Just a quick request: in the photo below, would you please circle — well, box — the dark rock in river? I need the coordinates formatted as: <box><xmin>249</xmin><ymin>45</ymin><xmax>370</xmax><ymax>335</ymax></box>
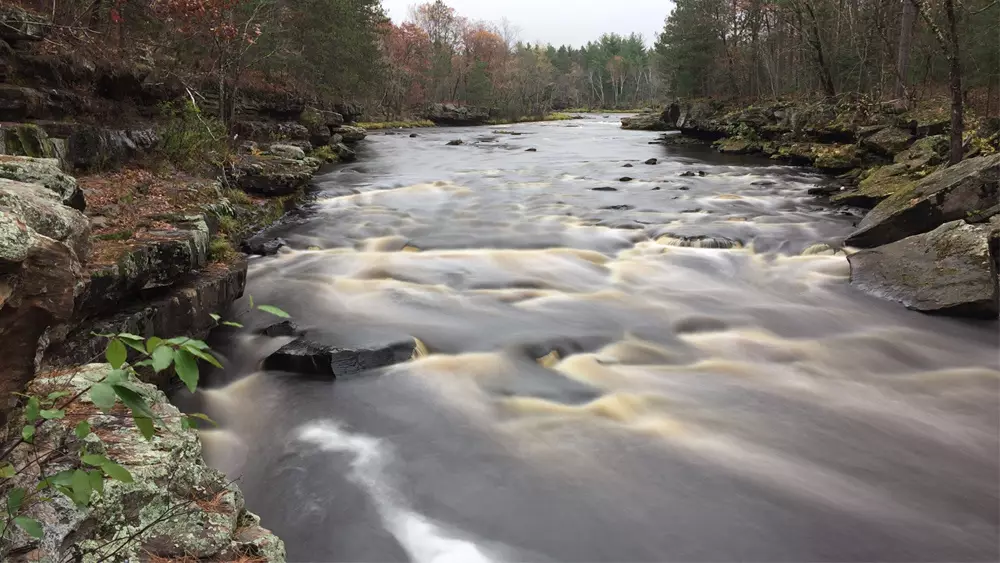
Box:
<box><xmin>526</xmin><ymin>148</ymin><xmax>537</xmax><ymax>152</ymax></box>
<box><xmin>242</xmin><ymin>235</ymin><xmax>286</xmax><ymax>256</ymax></box>
<box><xmin>679</xmin><ymin>171</ymin><xmax>696</xmax><ymax>177</ymax></box>
<box><xmin>845</xmin><ymin>154</ymin><xmax>1000</xmax><ymax>248</ymax></box>
<box><xmin>657</xmin><ymin>233</ymin><xmax>743</xmax><ymax>249</ymax></box>
<box><xmin>446</xmin><ymin>139</ymin><xmax>464</xmax><ymax>146</ymax></box>
<box><xmin>623</xmin><ymin>163</ymin><xmax>633</xmax><ymax>167</ymax></box>
<box><xmin>601</xmin><ymin>204</ymin><xmax>634</xmax><ymax>211</ymax></box>
<box><xmin>848</xmin><ymin>220</ymin><xmax>999</xmax><ymax>318</ymax></box>
<box><xmin>619</xmin><ymin>177</ymin><xmax>633</xmax><ymax>182</ymax></box>
<box><xmin>591</xmin><ymin>187</ymin><xmax>617</xmax><ymax>192</ymax></box>
<box><xmin>645</xmin><ymin>158</ymin><xmax>658</xmax><ymax>165</ymax></box>
<box><xmin>409</xmin><ymin>133</ymin><xmax>419</xmax><ymax>138</ymax></box>
<box><xmin>264</xmin><ymin>334</ymin><xmax>417</xmax><ymax>378</ymax></box>
<box><xmin>259</xmin><ymin>320</ymin><xmax>301</xmax><ymax>338</ymax></box>
<box><xmin>620</xmin><ymin>111</ymin><xmax>668</xmax><ymax>131</ymax></box>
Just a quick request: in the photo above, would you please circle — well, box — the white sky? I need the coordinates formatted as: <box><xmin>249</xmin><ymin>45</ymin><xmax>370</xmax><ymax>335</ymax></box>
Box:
<box><xmin>379</xmin><ymin>0</ymin><xmax>671</xmax><ymax>48</ymax></box>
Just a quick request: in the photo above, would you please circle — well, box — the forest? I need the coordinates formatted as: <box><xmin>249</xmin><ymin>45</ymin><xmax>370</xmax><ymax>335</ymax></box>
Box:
<box><xmin>7</xmin><ymin>0</ymin><xmax>999</xmax><ymax>120</ymax></box>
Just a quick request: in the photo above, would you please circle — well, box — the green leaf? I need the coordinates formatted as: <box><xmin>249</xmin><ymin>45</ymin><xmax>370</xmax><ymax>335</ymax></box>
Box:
<box><xmin>133</xmin><ymin>415</ymin><xmax>155</xmax><ymax>441</ymax></box>
<box><xmin>181</xmin><ymin>339</ymin><xmax>211</xmax><ymax>351</ymax></box>
<box><xmin>133</xmin><ymin>359</ymin><xmax>154</xmax><ymax>368</ymax></box>
<box><xmin>81</xmin><ymin>454</ymin><xmax>110</xmax><ymax>467</ymax></box>
<box><xmin>25</xmin><ymin>397</ymin><xmax>40</xmax><ymax>423</ymax></box>
<box><xmin>39</xmin><ymin>470</ymin><xmax>76</xmax><ymax>490</ymax></box>
<box><xmin>89</xmin><ymin>383</ymin><xmax>117</xmax><ymax>410</ymax></box>
<box><xmin>248</xmin><ymin>294</ymin><xmax>254</xmax><ymax>308</ymax></box>
<box><xmin>112</xmin><ymin>385</ymin><xmax>155</xmax><ymax>420</ymax></box>
<box><xmin>71</xmin><ymin>469</ymin><xmax>91</xmax><ymax>507</ymax></box>
<box><xmin>39</xmin><ymin>409</ymin><xmax>64</xmax><ymax>420</ymax></box>
<box><xmin>105</xmin><ymin>338</ymin><xmax>127</xmax><ymax>369</ymax></box>
<box><xmin>21</xmin><ymin>425</ymin><xmax>34</xmax><ymax>443</ymax></box>
<box><xmin>257</xmin><ymin>305</ymin><xmax>290</xmax><ymax>318</ymax></box>
<box><xmin>210</xmin><ymin>313</ymin><xmax>221</xmax><ymax>322</ymax></box>
<box><xmin>89</xmin><ymin>469</ymin><xmax>104</xmax><ymax>495</ymax></box>
<box><xmin>145</xmin><ymin>336</ymin><xmax>163</xmax><ymax>354</ymax></box>
<box><xmin>186</xmin><ymin>412</ymin><xmax>217</xmax><ymax>426</ymax></box>
<box><xmin>101</xmin><ymin>462</ymin><xmax>133</xmax><ymax>483</ymax></box>
<box><xmin>121</xmin><ymin>338</ymin><xmax>148</xmax><ymax>355</ymax></box>
<box><xmin>104</xmin><ymin>369</ymin><xmax>126</xmax><ymax>386</ymax></box>
<box><xmin>14</xmin><ymin>516</ymin><xmax>42</xmax><ymax>538</ymax></box>
<box><xmin>75</xmin><ymin>421</ymin><xmax>91</xmax><ymax>439</ymax></box>
<box><xmin>185</xmin><ymin>346</ymin><xmax>223</xmax><ymax>369</ymax></box>
<box><xmin>116</xmin><ymin>333</ymin><xmax>144</xmax><ymax>342</ymax></box>
<box><xmin>46</xmin><ymin>391</ymin><xmax>70</xmax><ymax>401</ymax></box>
<box><xmin>222</xmin><ymin>321</ymin><xmax>244</xmax><ymax>328</ymax></box>
<box><xmin>151</xmin><ymin>345</ymin><xmax>175</xmax><ymax>373</ymax></box>
<box><xmin>0</xmin><ymin>464</ymin><xmax>15</xmax><ymax>478</ymax></box>
<box><xmin>7</xmin><ymin>487</ymin><xmax>25</xmax><ymax>514</ymax></box>
<box><xmin>173</xmin><ymin>349</ymin><xmax>200</xmax><ymax>393</ymax></box>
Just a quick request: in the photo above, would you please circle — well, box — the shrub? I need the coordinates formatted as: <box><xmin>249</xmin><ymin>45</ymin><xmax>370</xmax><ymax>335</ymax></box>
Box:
<box><xmin>158</xmin><ymin>101</ymin><xmax>229</xmax><ymax>171</ymax></box>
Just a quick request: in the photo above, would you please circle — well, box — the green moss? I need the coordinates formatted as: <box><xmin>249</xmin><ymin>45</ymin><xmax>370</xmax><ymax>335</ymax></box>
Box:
<box><xmin>208</xmin><ymin>236</ymin><xmax>237</xmax><ymax>263</ymax></box>
<box><xmin>309</xmin><ymin>145</ymin><xmax>339</xmax><ymax>163</ymax></box>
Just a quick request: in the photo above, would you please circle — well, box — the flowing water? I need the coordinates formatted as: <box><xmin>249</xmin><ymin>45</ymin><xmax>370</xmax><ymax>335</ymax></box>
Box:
<box><xmin>179</xmin><ymin>116</ymin><xmax>999</xmax><ymax>562</ymax></box>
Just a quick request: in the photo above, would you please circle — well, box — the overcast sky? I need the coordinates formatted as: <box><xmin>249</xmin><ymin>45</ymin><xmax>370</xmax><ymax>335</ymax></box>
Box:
<box><xmin>380</xmin><ymin>0</ymin><xmax>671</xmax><ymax>48</ymax></box>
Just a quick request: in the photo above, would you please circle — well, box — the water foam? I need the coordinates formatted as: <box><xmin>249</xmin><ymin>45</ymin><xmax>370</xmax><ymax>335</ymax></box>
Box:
<box><xmin>295</xmin><ymin>420</ymin><xmax>500</xmax><ymax>563</ymax></box>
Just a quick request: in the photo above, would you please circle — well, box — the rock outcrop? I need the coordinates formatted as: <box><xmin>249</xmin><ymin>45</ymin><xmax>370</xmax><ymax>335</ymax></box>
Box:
<box><xmin>235</xmin><ymin>155</ymin><xmax>321</xmax><ymax>197</ymax></box>
<box><xmin>0</xmin><ymin>155</ymin><xmax>84</xmax><ymax>210</ymax></box>
<box><xmin>3</xmin><ymin>364</ymin><xmax>286</xmax><ymax>563</ymax></box>
<box><xmin>424</xmin><ymin>103</ymin><xmax>490</xmax><ymax>126</ymax></box>
<box><xmin>845</xmin><ymin>153</ymin><xmax>1000</xmax><ymax>248</ymax></box>
<box><xmin>848</xmin><ymin>220</ymin><xmax>998</xmax><ymax>317</ymax></box>
<box><xmin>621</xmin><ymin>111</ymin><xmax>668</xmax><ymax>131</ymax></box>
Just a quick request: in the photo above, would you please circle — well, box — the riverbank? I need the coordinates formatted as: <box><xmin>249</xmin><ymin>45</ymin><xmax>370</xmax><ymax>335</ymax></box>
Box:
<box><xmin>623</xmin><ymin>99</ymin><xmax>1000</xmax><ymax>318</ymax></box>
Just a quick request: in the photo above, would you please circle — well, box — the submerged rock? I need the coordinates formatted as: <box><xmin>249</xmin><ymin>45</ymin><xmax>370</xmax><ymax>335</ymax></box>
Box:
<box><xmin>848</xmin><ymin>220</ymin><xmax>998</xmax><ymax>318</ymax></box>
<box><xmin>845</xmin><ymin>154</ymin><xmax>1000</xmax><ymax>248</ymax></box>
<box><xmin>3</xmin><ymin>364</ymin><xmax>286</xmax><ymax>562</ymax></box>
<box><xmin>264</xmin><ymin>333</ymin><xmax>417</xmax><ymax>378</ymax></box>
<box><xmin>591</xmin><ymin>187</ymin><xmax>617</xmax><ymax>192</ymax></box>
<box><xmin>618</xmin><ymin>176</ymin><xmax>634</xmax><ymax>182</ymax></box>
<box><xmin>446</xmin><ymin>139</ymin><xmax>464</xmax><ymax>146</ymax></box>
<box><xmin>525</xmin><ymin>147</ymin><xmax>537</xmax><ymax>152</ymax></box>
<box><xmin>657</xmin><ymin>234</ymin><xmax>743</xmax><ymax>249</ymax></box>
<box><xmin>644</xmin><ymin>158</ymin><xmax>658</xmax><ymax>165</ymax></box>
<box><xmin>242</xmin><ymin>234</ymin><xmax>286</xmax><ymax>256</ymax></box>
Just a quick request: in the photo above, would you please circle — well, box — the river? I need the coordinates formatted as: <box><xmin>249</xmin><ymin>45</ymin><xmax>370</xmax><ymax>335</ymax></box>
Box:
<box><xmin>177</xmin><ymin>115</ymin><xmax>999</xmax><ymax>562</ymax></box>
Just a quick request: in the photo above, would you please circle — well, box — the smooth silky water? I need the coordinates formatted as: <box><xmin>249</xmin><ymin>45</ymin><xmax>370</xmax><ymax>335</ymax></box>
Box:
<box><xmin>174</xmin><ymin>116</ymin><xmax>999</xmax><ymax>562</ymax></box>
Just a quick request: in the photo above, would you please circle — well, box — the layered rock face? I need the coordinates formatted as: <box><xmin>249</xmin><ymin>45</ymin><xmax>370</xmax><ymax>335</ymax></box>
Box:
<box><xmin>3</xmin><ymin>364</ymin><xmax>286</xmax><ymax>563</ymax></box>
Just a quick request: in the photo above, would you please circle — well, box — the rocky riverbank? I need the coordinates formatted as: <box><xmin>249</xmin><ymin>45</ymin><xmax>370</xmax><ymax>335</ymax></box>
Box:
<box><xmin>0</xmin><ymin>7</ymin><xmax>376</xmax><ymax>558</ymax></box>
<box><xmin>623</xmin><ymin>100</ymin><xmax>1000</xmax><ymax>318</ymax></box>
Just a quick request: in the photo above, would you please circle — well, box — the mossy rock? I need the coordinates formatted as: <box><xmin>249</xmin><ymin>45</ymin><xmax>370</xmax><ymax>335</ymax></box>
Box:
<box><xmin>3</xmin><ymin>124</ymin><xmax>57</xmax><ymax>158</ymax></box>
<box><xmin>832</xmin><ymin>163</ymin><xmax>918</xmax><ymax>207</ymax></box>
<box><xmin>715</xmin><ymin>136</ymin><xmax>759</xmax><ymax>154</ymax></box>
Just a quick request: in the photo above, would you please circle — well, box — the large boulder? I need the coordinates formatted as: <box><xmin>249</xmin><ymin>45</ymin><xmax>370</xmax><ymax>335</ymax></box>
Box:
<box><xmin>264</xmin><ymin>332</ymin><xmax>418</xmax><ymax>378</ymax></box>
<box><xmin>330</xmin><ymin>125</ymin><xmax>367</xmax><ymax>143</ymax></box>
<box><xmin>235</xmin><ymin>155</ymin><xmax>320</xmax><ymax>197</ymax></box>
<box><xmin>423</xmin><ymin>103</ymin><xmax>490</xmax><ymax>126</ymax></box>
<box><xmin>845</xmin><ymin>154</ymin><xmax>1000</xmax><ymax>248</ymax></box>
<box><xmin>862</xmin><ymin>126</ymin><xmax>914</xmax><ymax>158</ymax></box>
<box><xmin>267</xmin><ymin>143</ymin><xmax>306</xmax><ymax>160</ymax></box>
<box><xmin>232</xmin><ymin>121</ymin><xmax>310</xmax><ymax>142</ymax></box>
<box><xmin>0</xmin><ymin>155</ymin><xmax>84</xmax><ymax>209</ymax></box>
<box><xmin>66</xmin><ymin>127</ymin><xmax>159</xmax><ymax>171</ymax></box>
<box><xmin>621</xmin><ymin>111</ymin><xmax>668</xmax><ymax>131</ymax></box>
<box><xmin>0</xmin><ymin>227</ymin><xmax>83</xmax><ymax>414</ymax></box>
<box><xmin>848</xmin><ymin>220</ymin><xmax>998</xmax><ymax>318</ymax></box>
<box><xmin>0</xmin><ymin>178</ymin><xmax>90</xmax><ymax>259</ymax></box>
<box><xmin>3</xmin><ymin>364</ymin><xmax>286</xmax><ymax>562</ymax></box>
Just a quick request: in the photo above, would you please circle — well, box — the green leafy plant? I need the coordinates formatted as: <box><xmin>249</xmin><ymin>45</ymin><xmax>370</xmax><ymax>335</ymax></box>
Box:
<box><xmin>0</xmin><ymin>302</ymin><xmax>289</xmax><ymax>547</ymax></box>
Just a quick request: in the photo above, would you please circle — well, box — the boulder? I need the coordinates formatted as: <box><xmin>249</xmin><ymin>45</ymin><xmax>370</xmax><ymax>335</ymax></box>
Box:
<box><xmin>268</xmin><ymin>143</ymin><xmax>306</xmax><ymax>160</ymax></box>
<box><xmin>645</xmin><ymin>158</ymin><xmax>658</xmax><ymax>165</ymax></box>
<box><xmin>0</xmin><ymin>155</ymin><xmax>84</xmax><ymax>209</ymax></box>
<box><xmin>848</xmin><ymin>220</ymin><xmax>998</xmax><ymax>318</ymax></box>
<box><xmin>330</xmin><ymin>125</ymin><xmax>367</xmax><ymax>143</ymax></box>
<box><xmin>333</xmin><ymin>102</ymin><xmax>364</xmax><ymax>124</ymax></box>
<box><xmin>242</xmin><ymin>235</ymin><xmax>286</xmax><ymax>256</ymax></box>
<box><xmin>332</xmin><ymin>142</ymin><xmax>356</xmax><ymax>162</ymax></box>
<box><xmin>423</xmin><ymin>103</ymin><xmax>490</xmax><ymax>126</ymax></box>
<box><xmin>264</xmin><ymin>333</ymin><xmax>418</xmax><ymax>378</ymax></box>
<box><xmin>862</xmin><ymin>126</ymin><xmax>914</xmax><ymax>157</ymax></box>
<box><xmin>446</xmin><ymin>139</ymin><xmax>464</xmax><ymax>146</ymax></box>
<box><xmin>845</xmin><ymin>154</ymin><xmax>1000</xmax><ymax>248</ymax></box>
<box><xmin>0</xmin><ymin>231</ymin><xmax>82</xmax><ymax>413</ymax></box>
<box><xmin>0</xmin><ymin>178</ymin><xmax>90</xmax><ymax>259</ymax></box>
<box><xmin>232</xmin><ymin>121</ymin><xmax>310</xmax><ymax>142</ymax></box>
<box><xmin>715</xmin><ymin>137</ymin><xmax>759</xmax><ymax>154</ymax></box>
<box><xmin>621</xmin><ymin>112</ymin><xmax>667</xmax><ymax>131</ymax></box>
<box><xmin>235</xmin><ymin>155</ymin><xmax>320</xmax><ymax>197</ymax></box>
<box><xmin>66</xmin><ymin>127</ymin><xmax>159</xmax><ymax>171</ymax></box>
<box><xmin>3</xmin><ymin>364</ymin><xmax>285</xmax><ymax>562</ymax></box>
<box><xmin>1</xmin><ymin>124</ymin><xmax>59</xmax><ymax>159</ymax></box>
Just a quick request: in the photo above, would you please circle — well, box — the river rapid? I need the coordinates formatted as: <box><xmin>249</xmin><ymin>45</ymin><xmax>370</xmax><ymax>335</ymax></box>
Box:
<box><xmin>178</xmin><ymin>115</ymin><xmax>999</xmax><ymax>562</ymax></box>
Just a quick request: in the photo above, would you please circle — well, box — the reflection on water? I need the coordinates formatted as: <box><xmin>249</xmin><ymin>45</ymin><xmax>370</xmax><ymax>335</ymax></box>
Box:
<box><xmin>176</xmin><ymin>116</ymin><xmax>999</xmax><ymax>562</ymax></box>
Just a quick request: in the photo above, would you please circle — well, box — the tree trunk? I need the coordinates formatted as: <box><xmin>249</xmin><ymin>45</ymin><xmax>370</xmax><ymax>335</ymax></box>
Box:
<box><xmin>943</xmin><ymin>0</ymin><xmax>963</xmax><ymax>165</ymax></box>
<box><xmin>803</xmin><ymin>0</ymin><xmax>837</xmax><ymax>98</ymax></box>
<box><xmin>894</xmin><ymin>0</ymin><xmax>917</xmax><ymax>104</ymax></box>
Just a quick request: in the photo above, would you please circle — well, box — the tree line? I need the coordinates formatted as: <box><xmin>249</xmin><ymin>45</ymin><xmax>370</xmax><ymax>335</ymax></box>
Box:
<box><xmin>379</xmin><ymin>1</ymin><xmax>660</xmax><ymax>118</ymax></box>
